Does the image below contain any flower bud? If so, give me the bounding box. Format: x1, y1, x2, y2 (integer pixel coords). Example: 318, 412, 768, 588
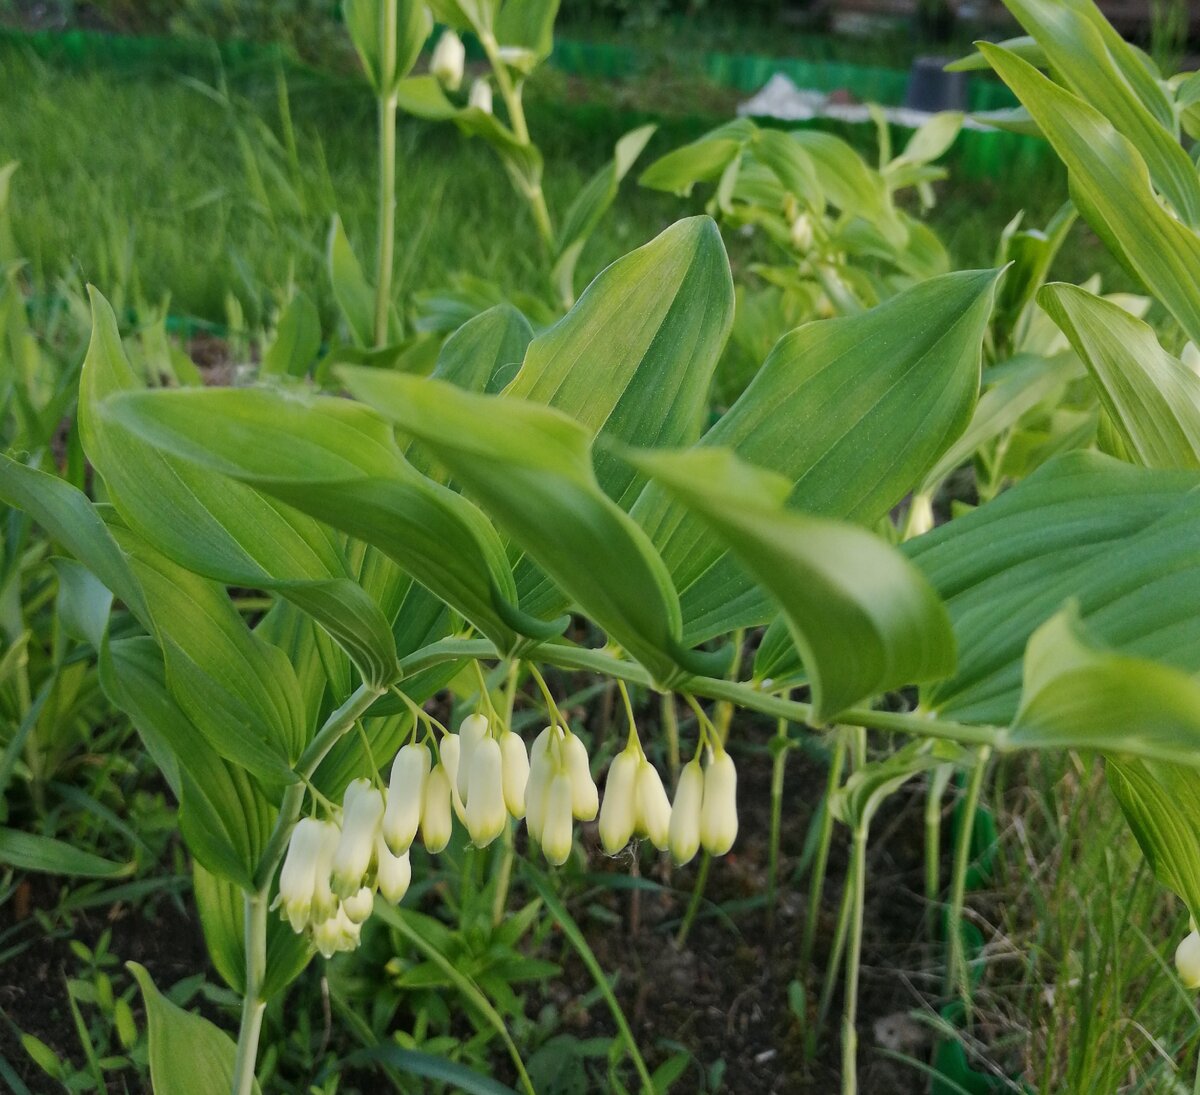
563, 732, 599, 821
1177, 930, 1200, 989
383, 742, 430, 855
313, 906, 361, 959
468, 77, 493, 114
499, 731, 530, 818
790, 212, 813, 252
634, 760, 671, 850
540, 771, 575, 866
907, 494, 934, 538
421, 763, 454, 853
598, 748, 640, 855
430, 29, 465, 91
465, 736, 507, 847
701, 751, 738, 856
375, 834, 412, 904
341, 886, 375, 925
276, 817, 325, 932
668, 759, 704, 865
456, 714, 489, 805
525, 727, 556, 841
331, 779, 384, 899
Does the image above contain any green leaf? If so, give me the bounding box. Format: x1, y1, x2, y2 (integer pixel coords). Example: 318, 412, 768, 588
791, 130, 900, 240
104, 385, 532, 654
100, 636, 272, 888
111, 524, 307, 783
0, 828, 132, 879
332, 1046, 518, 1094
979, 42, 1200, 345
430, 303, 533, 395
831, 741, 953, 830
343, 0, 431, 94
638, 120, 756, 196
946, 34, 1045, 71
1038, 282, 1200, 469
261, 290, 321, 378
908, 452, 1200, 722
340, 371, 704, 686
128, 962, 259, 1095
496, 0, 560, 63
328, 215, 378, 346
552, 124, 656, 306
630, 447, 955, 720
633, 267, 1002, 643
1002, 0, 1196, 221
1005, 606, 1200, 764
82, 287, 398, 689
51, 557, 113, 650
1107, 757, 1200, 925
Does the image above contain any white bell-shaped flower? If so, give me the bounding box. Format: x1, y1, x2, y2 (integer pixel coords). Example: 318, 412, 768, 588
331, 779, 385, 899
421, 763, 454, 854
375, 834, 412, 904
1177, 930, 1200, 989
430, 29, 465, 91
383, 742, 430, 855
468, 77, 493, 114
700, 750, 738, 856
790, 212, 813, 252
341, 886, 375, 925
465, 736, 507, 847
310, 817, 341, 924
499, 731, 530, 818
456, 713, 490, 805
276, 817, 326, 932
439, 734, 468, 823
668, 758, 704, 866
540, 771, 575, 866
524, 726, 556, 841
312, 906, 361, 959
634, 759, 671, 850
563, 732, 598, 821
598, 747, 640, 855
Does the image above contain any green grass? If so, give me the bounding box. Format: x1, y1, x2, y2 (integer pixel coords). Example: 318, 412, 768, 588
0, 41, 1128, 338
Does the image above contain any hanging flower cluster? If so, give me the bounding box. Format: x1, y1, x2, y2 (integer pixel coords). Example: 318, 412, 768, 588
274, 672, 739, 956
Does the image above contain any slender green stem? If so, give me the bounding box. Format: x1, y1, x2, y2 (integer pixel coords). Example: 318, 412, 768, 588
397, 639, 1005, 750
801, 731, 847, 974
841, 825, 868, 1095
478, 30, 554, 250
230, 892, 267, 1095
661, 692, 680, 781
675, 851, 711, 948
945, 746, 992, 1008
766, 716, 788, 927
372, 0, 398, 347
924, 763, 953, 937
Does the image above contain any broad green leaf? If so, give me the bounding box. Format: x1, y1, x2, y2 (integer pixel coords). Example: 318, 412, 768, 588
100, 636, 272, 888
105, 386, 535, 654
633, 268, 1001, 643
908, 452, 1200, 723
630, 448, 955, 720
888, 112, 963, 172
552, 124, 656, 305
343, 0, 431, 94
431, 303, 533, 395
946, 34, 1045, 72
1005, 607, 1200, 764
1002, 0, 1197, 224
340, 372, 706, 687
395, 74, 461, 121
128, 963, 259, 1095
261, 289, 321, 378
991, 203, 1076, 351
51, 558, 112, 650
919, 352, 1076, 491
1108, 758, 1200, 925
831, 741, 956, 829
82, 288, 398, 688
752, 128, 824, 215
496, 0, 560, 63
426, 0, 498, 33
638, 120, 756, 196
112, 524, 308, 783
0, 161, 17, 265
328, 215, 378, 346
1038, 283, 1200, 469
980, 43, 1200, 346
508, 216, 734, 510
790, 130, 900, 242
0, 828, 131, 879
